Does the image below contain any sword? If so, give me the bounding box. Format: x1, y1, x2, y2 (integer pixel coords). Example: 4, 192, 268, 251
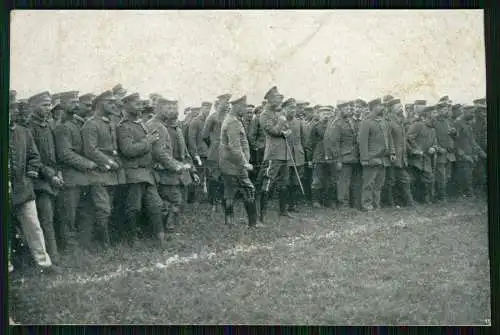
285, 137, 305, 196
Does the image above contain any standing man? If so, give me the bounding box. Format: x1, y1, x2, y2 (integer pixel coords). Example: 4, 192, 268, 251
219, 95, 260, 227
49, 93, 63, 131
350, 99, 366, 209
80, 91, 121, 249
54, 91, 98, 250
202, 94, 232, 212
147, 99, 191, 234
248, 105, 266, 183
116, 93, 165, 246
188, 101, 212, 203
302, 106, 315, 204
358, 98, 395, 211
472, 98, 487, 196
10, 98, 60, 273
27, 91, 64, 264
324, 101, 358, 210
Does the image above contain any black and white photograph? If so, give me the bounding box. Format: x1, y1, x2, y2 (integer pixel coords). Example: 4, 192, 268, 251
8, 9, 490, 325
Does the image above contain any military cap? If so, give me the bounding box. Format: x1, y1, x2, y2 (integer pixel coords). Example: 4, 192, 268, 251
318, 105, 333, 112
9, 90, 17, 103
281, 98, 296, 109
246, 104, 255, 109
51, 93, 62, 107
112, 84, 127, 97
305, 107, 314, 112
368, 98, 382, 110
436, 100, 449, 108
84, 92, 102, 105
58, 91, 80, 105
149, 93, 163, 100
297, 101, 310, 107
387, 98, 401, 107
451, 103, 462, 110
337, 101, 349, 108
157, 98, 178, 106
354, 99, 368, 107
201, 101, 213, 108
230, 95, 247, 107
405, 103, 414, 109
122, 93, 140, 104
414, 100, 427, 106
17, 100, 33, 115
438, 95, 451, 103
421, 105, 436, 114
264, 86, 279, 100
382, 95, 394, 103
473, 98, 486, 105
217, 94, 232, 102
28, 91, 52, 107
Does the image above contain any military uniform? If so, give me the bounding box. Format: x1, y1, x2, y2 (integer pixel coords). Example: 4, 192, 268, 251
116, 93, 164, 244
248, 107, 266, 183
219, 96, 258, 226
302, 107, 315, 203
359, 99, 395, 211
285, 116, 308, 211
472, 99, 487, 195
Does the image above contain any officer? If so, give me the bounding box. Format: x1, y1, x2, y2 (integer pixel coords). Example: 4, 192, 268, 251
80, 90, 121, 249
202, 94, 232, 212
219, 95, 260, 227
54, 91, 98, 250
359, 98, 395, 211
116, 93, 165, 246
27, 91, 64, 264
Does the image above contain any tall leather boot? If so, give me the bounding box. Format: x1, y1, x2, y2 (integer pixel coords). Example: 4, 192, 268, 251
97, 218, 111, 249
245, 201, 259, 227
279, 189, 294, 218
402, 183, 416, 207
423, 183, 433, 204
326, 187, 337, 209
45, 236, 60, 265
311, 188, 322, 208
224, 200, 234, 225
435, 182, 447, 202
258, 192, 269, 224
386, 187, 394, 207
287, 186, 298, 212
209, 180, 218, 212
125, 212, 140, 246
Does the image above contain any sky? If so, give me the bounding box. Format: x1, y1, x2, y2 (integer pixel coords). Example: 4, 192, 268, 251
10, 10, 485, 118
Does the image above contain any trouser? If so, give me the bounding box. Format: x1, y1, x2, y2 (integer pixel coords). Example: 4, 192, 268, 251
257, 160, 291, 219
250, 148, 265, 183
223, 173, 257, 226
336, 163, 355, 207
34, 191, 59, 261
361, 165, 386, 210
79, 185, 115, 247
158, 184, 183, 230
56, 186, 84, 249
110, 184, 127, 241
193, 157, 208, 202
206, 160, 223, 205
311, 162, 336, 206
473, 158, 487, 194
384, 166, 412, 206
13, 200, 52, 267
124, 183, 164, 239
288, 165, 304, 208
434, 162, 451, 200
304, 164, 313, 203
455, 161, 474, 197
409, 166, 434, 203
350, 163, 362, 209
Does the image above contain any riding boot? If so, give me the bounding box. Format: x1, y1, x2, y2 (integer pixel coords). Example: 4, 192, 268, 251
224, 200, 233, 225
287, 186, 298, 212
386, 187, 394, 207
45, 236, 60, 265
326, 187, 337, 209
258, 192, 269, 224
245, 201, 258, 227
97, 219, 111, 249
311, 188, 322, 208
435, 182, 447, 202
279, 189, 294, 218
402, 183, 416, 207
423, 183, 433, 204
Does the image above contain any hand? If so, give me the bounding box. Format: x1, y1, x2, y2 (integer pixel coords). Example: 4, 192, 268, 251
51, 176, 64, 188
146, 133, 160, 144
183, 163, 192, 170
26, 171, 38, 178
195, 155, 202, 166
390, 154, 396, 162
244, 163, 253, 171
437, 147, 446, 154
336, 162, 343, 171
278, 115, 287, 122
428, 147, 436, 155
480, 151, 487, 159
307, 161, 313, 168
108, 159, 119, 169
282, 129, 292, 138
361, 160, 369, 166
414, 149, 423, 156
88, 161, 99, 170
466, 155, 475, 164
192, 174, 200, 184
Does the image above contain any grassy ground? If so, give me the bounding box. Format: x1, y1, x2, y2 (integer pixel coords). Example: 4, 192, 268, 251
9, 197, 490, 325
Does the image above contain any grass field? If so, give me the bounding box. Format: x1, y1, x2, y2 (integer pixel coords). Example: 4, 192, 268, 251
9, 197, 490, 325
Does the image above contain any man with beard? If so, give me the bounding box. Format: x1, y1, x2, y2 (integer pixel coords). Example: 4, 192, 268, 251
27, 91, 64, 264
159, 100, 199, 225
54, 91, 98, 251
80, 91, 122, 249
188, 101, 212, 202
282, 98, 307, 213
147, 99, 191, 236
407, 105, 439, 204
10, 97, 61, 274
202, 94, 232, 212
309, 105, 335, 208
256, 87, 295, 222
248, 104, 266, 183
454, 105, 487, 198
385, 98, 416, 207
433, 99, 457, 202
324, 101, 359, 210
219, 95, 260, 227
116, 93, 165, 246
359, 98, 395, 211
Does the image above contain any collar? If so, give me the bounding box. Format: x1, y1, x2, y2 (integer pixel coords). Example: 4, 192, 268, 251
73, 114, 86, 125
30, 116, 49, 128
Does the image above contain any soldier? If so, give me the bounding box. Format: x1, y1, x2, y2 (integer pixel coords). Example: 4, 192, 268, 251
219, 95, 260, 227
54, 91, 98, 250
454, 105, 487, 198
350, 99, 366, 209
385, 98, 416, 207
248, 104, 266, 183
188, 101, 212, 202
472, 98, 487, 196
256, 87, 295, 221
147, 99, 192, 234
10, 99, 60, 274
243, 104, 255, 136
359, 98, 395, 211
302, 106, 315, 203
183, 106, 200, 203
79, 93, 96, 119
296, 101, 309, 120
282, 98, 308, 212
116, 93, 165, 245
407, 105, 439, 203
111, 84, 127, 124
80, 91, 122, 249
433, 99, 457, 202
309, 105, 335, 208
141, 100, 155, 122
49, 93, 64, 131
27, 91, 64, 264
324, 101, 359, 210
202, 94, 232, 212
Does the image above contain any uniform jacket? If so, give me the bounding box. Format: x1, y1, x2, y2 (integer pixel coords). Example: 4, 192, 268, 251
54, 115, 96, 187
187, 115, 209, 158
285, 118, 307, 166
219, 114, 251, 176
28, 113, 60, 196
307, 120, 328, 163
9, 124, 41, 206
81, 115, 123, 186
389, 120, 408, 168
166, 121, 194, 186
202, 111, 226, 163
248, 115, 266, 151
406, 121, 437, 173
474, 115, 487, 152
116, 118, 156, 185
260, 106, 291, 162
358, 116, 395, 167
433, 118, 456, 164
324, 117, 359, 164
454, 118, 484, 162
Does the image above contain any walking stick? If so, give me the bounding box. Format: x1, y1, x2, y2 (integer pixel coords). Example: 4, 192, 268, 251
285, 137, 306, 196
